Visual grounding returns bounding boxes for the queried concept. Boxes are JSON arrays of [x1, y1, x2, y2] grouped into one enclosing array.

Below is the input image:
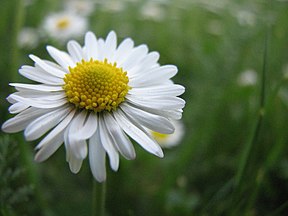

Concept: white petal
[[113, 109, 164, 158], [128, 84, 185, 97], [10, 83, 63, 92], [119, 45, 148, 71], [6, 95, 17, 104], [69, 155, 83, 173], [46, 46, 75, 69], [104, 113, 136, 160], [125, 97, 183, 120], [103, 31, 117, 60], [85, 31, 99, 60], [98, 115, 119, 171], [1, 107, 54, 133], [24, 105, 71, 141], [9, 94, 67, 108], [19, 65, 64, 85], [141, 51, 159, 67], [8, 102, 29, 114], [71, 139, 87, 160], [128, 51, 160, 77], [68, 111, 88, 159], [120, 103, 175, 134], [126, 95, 185, 110], [67, 40, 84, 63], [89, 130, 106, 182], [73, 112, 98, 140], [113, 38, 134, 63], [157, 109, 182, 120], [11, 91, 66, 100], [97, 39, 105, 61], [29, 55, 66, 78], [34, 129, 65, 162], [64, 123, 72, 161], [129, 65, 178, 87], [35, 108, 76, 150]]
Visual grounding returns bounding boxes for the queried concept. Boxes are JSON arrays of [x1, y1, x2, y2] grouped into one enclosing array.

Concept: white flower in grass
[[64, 0, 96, 16], [18, 27, 40, 49], [150, 120, 185, 148], [100, 0, 126, 12], [237, 69, 258, 86], [140, 1, 165, 21], [235, 10, 256, 26], [2, 31, 185, 182], [42, 11, 88, 43]]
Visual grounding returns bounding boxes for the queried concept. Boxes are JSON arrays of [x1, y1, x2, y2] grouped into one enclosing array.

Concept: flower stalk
[[234, 5, 270, 190], [92, 180, 106, 216]]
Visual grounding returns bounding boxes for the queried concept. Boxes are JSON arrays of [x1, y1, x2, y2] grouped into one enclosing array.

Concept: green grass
[[1, 0, 288, 215]]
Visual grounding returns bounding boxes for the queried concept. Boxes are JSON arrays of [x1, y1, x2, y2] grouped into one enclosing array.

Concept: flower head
[[237, 69, 258, 86], [64, 0, 96, 16], [42, 11, 88, 43], [150, 120, 185, 148], [140, 1, 166, 21], [2, 31, 185, 182], [18, 27, 40, 49]]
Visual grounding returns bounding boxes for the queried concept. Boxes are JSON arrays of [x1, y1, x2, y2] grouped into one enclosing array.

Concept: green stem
[[92, 180, 106, 216], [234, 14, 270, 190]]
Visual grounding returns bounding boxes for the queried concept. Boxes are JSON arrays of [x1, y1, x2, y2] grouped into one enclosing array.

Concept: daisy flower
[[1, 31, 185, 182], [237, 69, 258, 86], [64, 0, 96, 16], [140, 1, 166, 21], [42, 11, 88, 43], [18, 27, 40, 49], [100, 0, 126, 12], [150, 120, 185, 148]]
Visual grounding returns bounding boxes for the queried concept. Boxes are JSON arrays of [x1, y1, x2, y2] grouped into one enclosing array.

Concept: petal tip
[[155, 148, 164, 158], [95, 175, 106, 183]]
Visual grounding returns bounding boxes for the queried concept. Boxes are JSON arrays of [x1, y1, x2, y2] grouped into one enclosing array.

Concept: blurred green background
[[1, 0, 288, 215]]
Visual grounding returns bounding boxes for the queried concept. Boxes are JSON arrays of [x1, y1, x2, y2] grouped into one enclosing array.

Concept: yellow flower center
[[56, 17, 70, 30], [151, 131, 169, 143], [63, 59, 130, 112]]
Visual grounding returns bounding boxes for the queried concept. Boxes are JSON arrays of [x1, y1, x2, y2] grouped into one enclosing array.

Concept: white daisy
[[235, 10, 256, 26], [150, 120, 185, 148], [42, 11, 88, 43], [237, 69, 258, 86], [140, 1, 166, 21], [100, 0, 126, 12], [18, 27, 40, 49], [1, 31, 185, 182], [64, 0, 96, 16]]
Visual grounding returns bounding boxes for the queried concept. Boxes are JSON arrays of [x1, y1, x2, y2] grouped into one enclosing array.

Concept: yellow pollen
[[56, 18, 70, 30], [63, 59, 131, 112], [151, 131, 169, 143]]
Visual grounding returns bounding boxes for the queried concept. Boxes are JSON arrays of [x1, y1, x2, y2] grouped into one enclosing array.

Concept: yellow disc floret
[[63, 59, 130, 112], [151, 131, 169, 143], [56, 17, 70, 30]]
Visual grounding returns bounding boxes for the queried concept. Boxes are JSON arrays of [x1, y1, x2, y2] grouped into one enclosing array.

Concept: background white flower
[[42, 11, 88, 43], [150, 120, 185, 148], [63, 0, 96, 16], [18, 27, 40, 49], [235, 10, 256, 26], [99, 0, 126, 12], [237, 69, 258, 86], [1, 31, 185, 182], [140, 1, 166, 21]]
